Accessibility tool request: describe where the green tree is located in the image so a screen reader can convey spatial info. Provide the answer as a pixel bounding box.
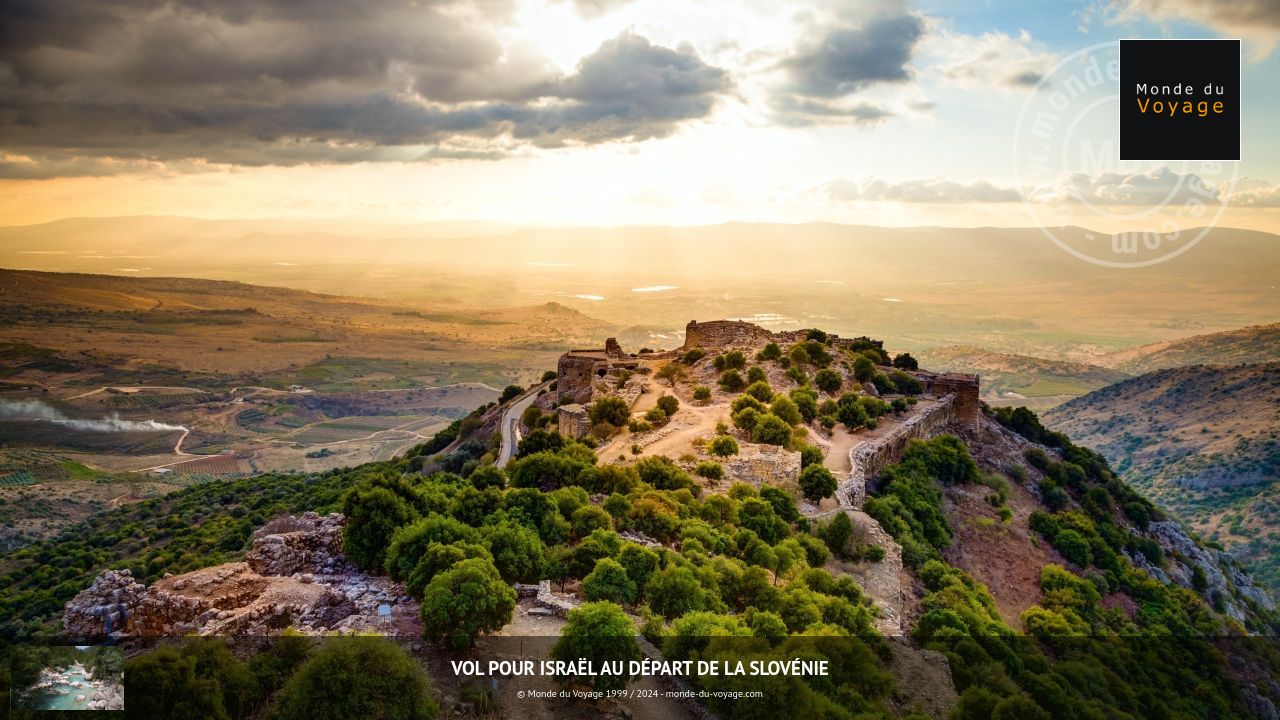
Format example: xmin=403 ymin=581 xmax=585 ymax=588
xmin=751 ymin=413 xmax=793 ymax=446
xmin=419 ymin=558 xmax=516 ymax=649
xmin=892 ymin=353 xmax=919 ymax=370
xmin=342 ymin=486 xmax=417 ymax=573
xmin=468 ymin=465 xmax=506 ymax=490
xmin=814 ymin=369 xmax=843 ymax=394
xmin=582 ymin=557 xmax=638 ymax=604
xmin=710 ymin=435 xmax=739 ymax=457
xmin=718 ymin=370 xmax=746 ymax=392
xmin=647 ymin=566 xmax=711 ymax=619
xmin=693 ymin=385 xmax=711 ymax=401
xmin=745 ymin=380 xmax=775 ymax=402
xmin=758 ymin=342 xmax=782 ymax=361
xmin=852 ymin=356 xmax=875 ymax=382
xmin=589 ymin=397 xmax=631 ymax=427
xmin=770 ymin=395 xmax=803 ymax=426
xmin=125 ymin=639 xmax=257 ymax=720
xmin=500 ymin=385 xmax=524 ymax=403
xmin=695 ymin=461 xmax=724 ymax=481
xmin=269 ymin=638 xmax=438 ymax=720
xmin=821 ymin=512 xmax=854 ymax=557
xmin=405 ymin=542 xmax=493 ymax=599
xmin=551 ymin=602 xmax=642 ymax=692
xmin=385 ymin=514 xmax=480 ymax=581
xmin=483 ymin=521 xmax=547 ymax=583
xmin=635 ymin=455 xmax=695 ymax=491
xmin=656 ymin=395 xmax=680 ymax=416
xmin=799 ymin=464 xmax=838 ymax=502
xmin=1052 ymin=529 xmax=1093 ymax=567
xmin=571 ymin=504 xmax=613 ymax=538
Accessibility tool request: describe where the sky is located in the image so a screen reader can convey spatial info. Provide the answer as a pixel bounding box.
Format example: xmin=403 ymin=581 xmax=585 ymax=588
xmin=2 ymin=0 xmax=1280 ymax=231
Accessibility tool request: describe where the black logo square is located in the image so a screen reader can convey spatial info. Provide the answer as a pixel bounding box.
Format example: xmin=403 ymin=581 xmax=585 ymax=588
xmin=1120 ymin=39 xmax=1240 ymax=161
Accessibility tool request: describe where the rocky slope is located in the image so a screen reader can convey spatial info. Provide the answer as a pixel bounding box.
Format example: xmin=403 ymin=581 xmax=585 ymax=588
xmin=1045 ymin=363 xmax=1280 ymax=594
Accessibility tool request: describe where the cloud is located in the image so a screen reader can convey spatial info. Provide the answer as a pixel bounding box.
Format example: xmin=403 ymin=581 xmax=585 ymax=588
xmin=771 ymin=6 xmax=924 ymax=124
xmin=1026 ymin=167 xmax=1223 ymax=206
xmin=1222 ymin=177 xmax=1280 ymax=207
xmin=1092 ymin=0 xmax=1280 ymax=56
xmin=825 ymin=177 xmax=1021 ymax=203
xmin=924 ymin=28 xmax=1058 ymax=90
xmin=0 ymin=2 xmax=730 ymax=177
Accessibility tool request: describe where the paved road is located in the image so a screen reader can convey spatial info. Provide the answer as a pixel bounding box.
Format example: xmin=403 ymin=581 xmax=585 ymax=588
xmin=496 ymin=382 xmax=550 ymax=468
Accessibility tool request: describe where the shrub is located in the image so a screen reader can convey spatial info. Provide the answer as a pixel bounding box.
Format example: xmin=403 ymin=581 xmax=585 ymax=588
xmin=770 ymin=395 xmax=803 ymax=426
xmin=821 ymin=512 xmax=853 ymax=557
xmin=419 ymin=558 xmax=516 ymax=649
xmin=405 ymin=542 xmax=492 ymax=599
xmin=747 ymin=365 xmax=768 ymax=384
xmin=342 ymin=487 xmax=417 ymax=573
xmin=635 ymin=455 xmax=696 ymax=491
xmin=695 ymin=461 xmax=724 ymax=481
xmin=589 ymin=397 xmax=631 ymax=427
xmin=468 ymin=465 xmax=506 ymax=491
xmin=718 ymin=370 xmax=746 ymax=392
xmin=483 ymin=522 xmax=547 ymax=583
xmin=814 ymin=369 xmax=843 ymax=393
xmin=751 ymin=413 xmax=793 ymax=446
xmin=710 ymin=435 xmax=739 ymax=457
xmin=551 ymin=603 xmax=642 ymax=692
xmin=799 ymin=464 xmax=838 ymax=502
xmin=758 ymin=342 xmax=782 ymax=361
xmin=269 ymin=638 xmax=438 ymax=720
xmin=582 ymin=558 xmax=637 ymax=604
xmin=500 ymin=385 xmax=524 ymax=403
xmin=656 ymin=395 xmax=680 ymax=416
xmin=644 ymin=407 xmax=668 ymax=424
xmin=745 ymin=380 xmax=775 ymax=402
xmin=1052 ymin=529 xmax=1093 ymax=567
xmin=892 ymin=353 xmax=918 ymax=371
xmin=693 ymin=385 xmax=711 ymax=401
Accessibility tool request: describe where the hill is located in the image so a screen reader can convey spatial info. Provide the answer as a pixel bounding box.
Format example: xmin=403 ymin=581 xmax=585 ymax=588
xmin=1045 ymin=363 xmax=1280 ymax=593
xmin=917 ymin=346 xmax=1130 ymax=410
xmin=1103 ymin=323 xmax=1280 ymax=374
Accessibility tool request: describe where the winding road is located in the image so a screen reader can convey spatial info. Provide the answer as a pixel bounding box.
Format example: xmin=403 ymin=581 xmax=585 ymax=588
xmin=496 ymin=382 xmax=550 ymax=468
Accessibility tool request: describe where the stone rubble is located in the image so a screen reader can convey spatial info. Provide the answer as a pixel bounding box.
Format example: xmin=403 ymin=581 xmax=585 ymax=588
xmin=64 ymin=512 xmax=418 ymax=638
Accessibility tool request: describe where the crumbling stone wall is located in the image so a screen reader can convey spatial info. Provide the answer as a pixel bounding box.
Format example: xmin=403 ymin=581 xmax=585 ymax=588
xmin=722 ymin=442 xmax=802 ymax=493
xmin=556 ymin=404 xmax=591 ymax=440
xmin=837 ymin=397 xmax=958 ymax=507
xmin=682 ymin=320 xmax=777 ymax=350
xmin=914 ymin=372 xmax=980 ymax=427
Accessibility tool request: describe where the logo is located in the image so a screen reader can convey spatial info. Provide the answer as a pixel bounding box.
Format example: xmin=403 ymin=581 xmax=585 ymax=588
xmin=1013 ymin=41 xmax=1240 ymax=269
xmin=1120 ymin=39 xmax=1240 ymax=161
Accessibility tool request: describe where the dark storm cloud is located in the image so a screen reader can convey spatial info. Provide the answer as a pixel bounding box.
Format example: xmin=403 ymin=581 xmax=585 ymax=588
xmin=772 ymin=9 xmax=923 ymax=124
xmin=0 ymin=1 xmax=730 ymax=177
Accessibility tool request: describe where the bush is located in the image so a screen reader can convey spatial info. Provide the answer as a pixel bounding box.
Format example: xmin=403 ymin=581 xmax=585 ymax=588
xmin=589 ymin=397 xmax=631 ymax=427
xmin=814 ymin=369 xmax=843 ymax=393
xmin=656 ymin=395 xmax=680 ymax=416
xmin=419 ymin=558 xmax=516 ymax=649
xmin=758 ymin=342 xmax=783 ymax=361
xmin=892 ymin=353 xmax=918 ymax=371
xmin=751 ymin=413 xmax=793 ymax=446
xmin=718 ymin=370 xmax=746 ymax=392
xmin=468 ymin=465 xmax=506 ymax=491
xmin=745 ymin=380 xmax=775 ymax=402
xmin=1052 ymin=529 xmax=1093 ymax=567
xmin=483 ymin=522 xmax=547 ymax=583
xmin=644 ymin=407 xmax=668 ymax=425
xmin=551 ymin=602 xmax=642 ymax=692
xmin=695 ymin=461 xmax=724 ymax=481
xmin=770 ymin=395 xmax=803 ymax=426
xmin=747 ymin=365 xmax=768 ymax=384
xmin=821 ymin=512 xmax=853 ymax=557
xmin=270 ymin=638 xmax=439 ymax=720
xmin=406 ymin=542 xmax=492 ymax=599
xmin=799 ymin=464 xmax=838 ymax=502
xmin=582 ymin=558 xmax=637 ymax=604
xmin=635 ymin=455 xmax=696 ymax=491
xmin=710 ymin=435 xmax=739 ymax=457
xmin=500 ymin=385 xmax=524 ymax=404
xmin=342 ymin=487 xmax=417 ymax=573
xmin=693 ymin=385 xmax=711 ymax=401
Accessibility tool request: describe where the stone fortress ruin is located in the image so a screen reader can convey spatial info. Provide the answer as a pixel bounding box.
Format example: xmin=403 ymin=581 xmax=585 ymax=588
xmin=554 ymin=319 xmax=978 ymax=431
